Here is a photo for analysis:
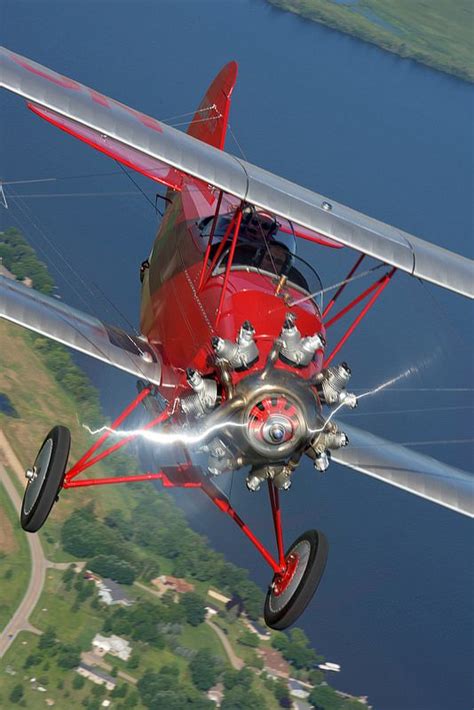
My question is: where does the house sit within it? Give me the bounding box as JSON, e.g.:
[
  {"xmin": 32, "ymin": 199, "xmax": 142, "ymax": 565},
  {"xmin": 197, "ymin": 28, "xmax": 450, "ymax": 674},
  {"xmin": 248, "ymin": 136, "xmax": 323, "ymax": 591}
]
[
  {"xmin": 225, "ymin": 593, "xmax": 244, "ymax": 617},
  {"xmin": 257, "ymin": 647, "xmax": 290, "ymax": 679},
  {"xmin": 151, "ymin": 575, "xmax": 195, "ymax": 597},
  {"xmin": 92, "ymin": 633, "xmax": 132, "ymax": 661},
  {"xmin": 292, "ymin": 700, "xmax": 312, "ymax": 710},
  {"xmin": 288, "ymin": 678, "xmax": 310, "ymax": 699},
  {"xmin": 96, "ymin": 578, "xmax": 133, "ymax": 606},
  {"xmin": 207, "ymin": 682, "xmax": 224, "ymax": 706},
  {"xmin": 207, "ymin": 589, "xmax": 231, "ymax": 605},
  {"xmin": 76, "ymin": 663, "xmax": 116, "ymax": 691},
  {"xmin": 244, "ymin": 617, "xmax": 271, "ymax": 641}
]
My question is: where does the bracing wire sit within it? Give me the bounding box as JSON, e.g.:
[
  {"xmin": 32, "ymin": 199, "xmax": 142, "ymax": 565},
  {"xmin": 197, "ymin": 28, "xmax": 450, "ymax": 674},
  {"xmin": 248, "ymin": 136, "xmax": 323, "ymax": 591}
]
[
  {"xmin": 227, "ymin": 123, "xmax": 279, "ymax": 278},
  {"xmin": 9, "ymin": 191, "xmax": 147, "ymax": 199},
  {"xmin": 6, "ymin": 195, "xmax": 159, "ymax": 381},
  {"xmin": 345, "ymin": 404, "xmax": 474, "ymax": 417},
  {"xmin": 7, "ymin": 188, "xmax": 140, "ymax": 335},
  {"xmin": 159, "ymin": 104, "xmax": 218, "ymax": 124},
  {"xmin": 115, "ymin": 162, "xmax": 162, "ymax": 216}
]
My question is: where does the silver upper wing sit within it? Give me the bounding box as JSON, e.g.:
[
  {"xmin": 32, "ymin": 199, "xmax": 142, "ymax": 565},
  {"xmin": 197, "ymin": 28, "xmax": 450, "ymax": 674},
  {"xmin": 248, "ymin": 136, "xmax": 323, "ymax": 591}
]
[
  {"xmin": 0, "ymin": 276, "xmax": 162, "ymax": 385},
  {"xmin": 332, "ymin": 422, "xmax": 474, "ymax": 518},
  {"xmin": 1, "ymin": 46, "xmax": 473, "ymax": 298}
]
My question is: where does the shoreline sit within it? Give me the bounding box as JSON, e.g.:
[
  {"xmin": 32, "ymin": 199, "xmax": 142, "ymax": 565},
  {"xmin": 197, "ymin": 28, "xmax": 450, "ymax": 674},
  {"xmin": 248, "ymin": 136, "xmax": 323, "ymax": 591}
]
[{"xmin": 265, "ymin": 0, "xmax": 473, "ymax": 83}]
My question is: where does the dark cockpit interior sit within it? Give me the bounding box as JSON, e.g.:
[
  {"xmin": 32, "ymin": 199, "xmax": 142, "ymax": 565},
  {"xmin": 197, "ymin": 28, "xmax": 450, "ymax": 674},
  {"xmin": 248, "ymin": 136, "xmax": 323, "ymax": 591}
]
[{"xmin": 198, "ymin": 206, "xmax": 322, "ymax": 297}]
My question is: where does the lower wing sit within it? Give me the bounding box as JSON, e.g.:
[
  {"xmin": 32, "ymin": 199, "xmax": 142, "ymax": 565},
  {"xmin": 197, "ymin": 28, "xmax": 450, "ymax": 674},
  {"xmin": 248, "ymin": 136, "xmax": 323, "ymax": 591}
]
[
  {"xmin": 0, "ymin": 276, "xmax": 162, "ymax": 385},
  {"xmin": 332, "ymin": 422, "xmax": 474, "ymax": 518}
]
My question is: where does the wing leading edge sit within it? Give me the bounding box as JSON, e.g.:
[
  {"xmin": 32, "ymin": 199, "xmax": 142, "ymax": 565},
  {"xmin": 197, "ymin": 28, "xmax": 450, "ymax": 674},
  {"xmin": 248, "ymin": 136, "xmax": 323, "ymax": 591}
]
[
  {"xmin": 0, "ymin": 276, "xmax": 162, "ymax": 385},
  {"xmin": 1, "ymin": 46, "xmax": 472, "ymax": 298},
  {"xmin": 332, "ymin": 422, "xmax": 474, "ymax": 518}
]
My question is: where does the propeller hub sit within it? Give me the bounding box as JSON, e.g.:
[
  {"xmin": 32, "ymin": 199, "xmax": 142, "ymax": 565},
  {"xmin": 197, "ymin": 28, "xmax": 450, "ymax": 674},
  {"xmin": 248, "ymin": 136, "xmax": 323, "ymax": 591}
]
[{"xmin": 248, "ymin": 396, "xmax": 299, "ymax": 454}]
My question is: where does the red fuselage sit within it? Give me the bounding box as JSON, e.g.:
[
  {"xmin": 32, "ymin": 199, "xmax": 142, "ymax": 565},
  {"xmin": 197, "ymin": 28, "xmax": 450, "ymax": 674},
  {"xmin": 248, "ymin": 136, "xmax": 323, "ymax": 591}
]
[{"xmin": 140, "ymin": 179, "xmax": 325, "ymax": 396}]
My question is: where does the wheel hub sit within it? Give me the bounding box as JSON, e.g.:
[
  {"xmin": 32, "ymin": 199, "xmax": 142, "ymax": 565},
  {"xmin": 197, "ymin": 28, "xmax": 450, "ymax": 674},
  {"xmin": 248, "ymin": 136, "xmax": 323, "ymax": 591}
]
[
  {"xmin": 25, "ymin": 466, "xmax": 38, "ymax": 481},
  {"xmin": 272, "ymin": 552, "xmax": 299, "ymax": 596},
  {"xmin": 23, "ymin": 439, "xmax": 53, "ymax": 516}
]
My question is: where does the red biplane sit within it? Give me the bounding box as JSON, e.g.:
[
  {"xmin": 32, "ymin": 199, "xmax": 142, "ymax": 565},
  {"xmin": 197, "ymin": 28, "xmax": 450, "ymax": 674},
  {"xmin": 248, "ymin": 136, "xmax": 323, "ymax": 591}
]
[{"xmin": 1, "ymin": 48, "xmax": 473, "ymax": 629}]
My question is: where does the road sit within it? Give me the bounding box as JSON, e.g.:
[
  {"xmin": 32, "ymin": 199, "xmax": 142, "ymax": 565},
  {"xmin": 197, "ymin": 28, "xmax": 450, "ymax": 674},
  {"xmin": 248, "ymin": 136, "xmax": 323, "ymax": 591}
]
[
  {"xmin": 134, "ymin": 581, "xmax": 244, "ymax": 670},
  {"xmin": 0, "ymin": 429, "xmax": 71, "ymax": 658},
  {"xmin": 205, "ymin": 618, "xmax": 244, "ymax": 670}
]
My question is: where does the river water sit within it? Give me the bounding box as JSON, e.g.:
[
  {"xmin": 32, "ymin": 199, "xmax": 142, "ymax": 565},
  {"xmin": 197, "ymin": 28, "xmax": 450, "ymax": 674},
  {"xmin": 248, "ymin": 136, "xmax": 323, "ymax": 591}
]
[{"xmin": 1, "ymin": 2, "xmax": 473, "ymax": 708}]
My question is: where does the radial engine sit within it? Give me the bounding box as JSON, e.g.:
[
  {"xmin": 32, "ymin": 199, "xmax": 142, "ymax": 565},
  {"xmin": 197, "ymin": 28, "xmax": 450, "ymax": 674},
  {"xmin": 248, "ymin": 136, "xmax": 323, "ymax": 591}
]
[{"xmin": 178, "ymin": 317, "xmax": 357, "ymax": 491}]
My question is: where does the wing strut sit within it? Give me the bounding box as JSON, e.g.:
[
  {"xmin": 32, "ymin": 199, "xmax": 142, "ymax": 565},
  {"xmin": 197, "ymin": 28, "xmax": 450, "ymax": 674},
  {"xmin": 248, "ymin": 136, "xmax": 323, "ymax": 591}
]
[{"xmin": 323, "ymin": 267, "xmax": 397, "ymax": 367}]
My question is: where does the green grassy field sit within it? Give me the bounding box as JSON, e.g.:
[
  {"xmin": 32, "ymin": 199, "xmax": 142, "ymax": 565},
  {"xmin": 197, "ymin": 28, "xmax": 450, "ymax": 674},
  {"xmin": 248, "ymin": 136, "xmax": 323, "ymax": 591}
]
[
  {"xmin": 0, "ymin": 320, "xmax": 144, "ymax": 540},
  {"xmin": 0, "ymin": 478, "xmax": 30, "ymax": 632},
  {"xmin": 0, "ymin": 631, "xmax": 144, "ymax": 710},
  {"xmin": 267, "ymin": 0, "xmax": 474, "ymax": 81},
  {"xmin": 29, "ymin": 570, "xmax": 104, "ymax": 649}
]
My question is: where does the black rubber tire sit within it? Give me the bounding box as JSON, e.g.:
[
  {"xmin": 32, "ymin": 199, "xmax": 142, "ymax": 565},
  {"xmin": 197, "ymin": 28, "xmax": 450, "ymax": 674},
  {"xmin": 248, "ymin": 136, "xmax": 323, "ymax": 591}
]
[
  {"xmin": 20, "ymin": 426, "xmax": 71, "ymax": 533},
  {"xmin": 264, "ymin": 529, "xmax": 328, "ymax": 630}
]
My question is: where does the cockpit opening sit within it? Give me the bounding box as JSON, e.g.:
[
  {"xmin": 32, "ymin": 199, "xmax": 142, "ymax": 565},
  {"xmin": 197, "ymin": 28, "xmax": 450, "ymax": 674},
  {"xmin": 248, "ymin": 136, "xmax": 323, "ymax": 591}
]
[{"xmin": 198, "ymin": 206, "xmax": 323, "ymax": 306}]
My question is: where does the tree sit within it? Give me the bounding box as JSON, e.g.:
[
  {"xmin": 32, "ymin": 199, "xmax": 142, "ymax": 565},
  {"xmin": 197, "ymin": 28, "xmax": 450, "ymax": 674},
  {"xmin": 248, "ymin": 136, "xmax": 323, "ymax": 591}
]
[
  {"xmin": 78, "ymin": 583, "xmax": 94, "ymax": 602},
  {"xmin": 83, "ymin": 698, "xmax": 101, "ymax": 710},
  {"xmin": 91, "ymin": 683, "xmax": 106, "ymax": 698},
  {"xmin": 9, "ymin": 684, "xmax": 24, "ymax": 704},
  {"xmin": 111, "ymin": 683, "xmax": 128, "ymax": 698},
  {"xmin": 38, "ymin": 626, "xmax": 56, "ymax": 650},
  {"xmin": 238, "ymin": 581, "xmax": 263, "ymax": 621},
  {"xmin": 238, "ymin": 629, "xmax": 259, "ymax": 648},
  {"xmin": 62, "ymin": 565, "xmax": 76, "ymax": 584},
  {"xmin": 189, "ymin": 649, "xmax": 218, "ymax": 691},
  {"xmin": 309, "ymin": 684, "xmax": 342, "ymax": 710},
  {"xmin": 274, "ymin": 678, "xmax": 292, "ymax": 708},
  {"xmin": 180, "ymin": 592, "xmax": 206, "ymax": 626},
  {"xmin": 127, "ymin": 651, "xmax": 140, "ymax": 669},
  {"xmin": 57, "ymin": 643, "xmax": 81, "ymax": 669},
  {"xmin": 24, "ymin": 652, "xmax": 42, "ymax": 669},
  {"xmin": 222, "ymin": 667, "xmax": 253, "ymax": 691},
  {"xmin": 221, "ymin": 684, "xmax": 266, "ymax": 710},
  {"xmin": 271, "ymin": 631, "xmax": 288, "ymax": 653},
  {"xmin": 127, "ymin": 690, "xmax": 139, "ymax": 707},
  {"xmin": 272, "ymin": 627, "xmax": 317, "ymax": 670},
  {"xmin": 308, "ymin": 669, "xmax": 325, "ymax": 686},
  {"xmin": 137, "ymin": 668, "xmax": 182, "ymax": 707},
  {"xmin": 73, "ymin": 675, "xmax": 85, "ymax": 690},
  {"xmin": 88, "ymin": 554, "xmax": 136, "ymax": 585}
]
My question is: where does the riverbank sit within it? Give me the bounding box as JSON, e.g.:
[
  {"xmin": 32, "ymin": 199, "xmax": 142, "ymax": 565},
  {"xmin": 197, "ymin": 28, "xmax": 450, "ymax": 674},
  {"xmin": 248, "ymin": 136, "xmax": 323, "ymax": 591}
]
[{"xmin": 265, "ymin": 0, "xmax": 474, "ymax": 82}]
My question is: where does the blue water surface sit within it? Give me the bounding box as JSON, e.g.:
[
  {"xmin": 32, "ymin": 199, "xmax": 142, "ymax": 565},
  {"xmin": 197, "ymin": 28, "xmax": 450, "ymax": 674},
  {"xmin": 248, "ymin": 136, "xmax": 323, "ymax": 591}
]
[{"xmin": 1, "ymin": 2, "xmax": 473, "ymax": 709}]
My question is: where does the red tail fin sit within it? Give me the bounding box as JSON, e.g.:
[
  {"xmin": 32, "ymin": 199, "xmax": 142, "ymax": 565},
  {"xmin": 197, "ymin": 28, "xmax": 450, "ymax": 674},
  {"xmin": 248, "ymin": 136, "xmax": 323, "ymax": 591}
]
[{"xmin": 187, "ymin": 61, "xmax": 238, "ymax": 150}]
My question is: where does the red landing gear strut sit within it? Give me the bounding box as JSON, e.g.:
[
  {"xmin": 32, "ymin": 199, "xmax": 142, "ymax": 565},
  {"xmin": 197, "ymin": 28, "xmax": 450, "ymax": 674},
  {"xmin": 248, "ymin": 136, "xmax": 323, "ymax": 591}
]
[{"xmin": 21, "ymin": 386, "xmax": 328, "ymax": 628}]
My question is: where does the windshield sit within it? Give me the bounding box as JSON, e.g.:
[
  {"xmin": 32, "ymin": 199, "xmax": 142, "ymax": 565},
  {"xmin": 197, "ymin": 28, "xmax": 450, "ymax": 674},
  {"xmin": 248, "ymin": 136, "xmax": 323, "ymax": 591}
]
[{"xmin": 198, "ymin": 209, "xmax": 323, "ymax": 309}]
